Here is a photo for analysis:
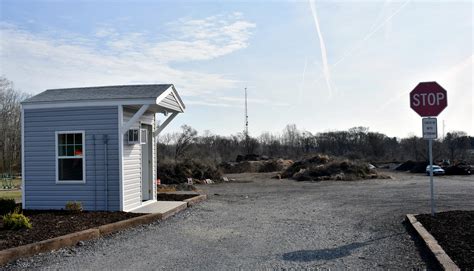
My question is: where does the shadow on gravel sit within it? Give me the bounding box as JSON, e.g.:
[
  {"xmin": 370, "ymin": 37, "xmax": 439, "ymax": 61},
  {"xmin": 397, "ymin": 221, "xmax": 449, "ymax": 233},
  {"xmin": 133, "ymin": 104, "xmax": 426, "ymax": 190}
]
[{"xmin": 282, "ymin": 233, "xmax": 403, "ymax": 262}]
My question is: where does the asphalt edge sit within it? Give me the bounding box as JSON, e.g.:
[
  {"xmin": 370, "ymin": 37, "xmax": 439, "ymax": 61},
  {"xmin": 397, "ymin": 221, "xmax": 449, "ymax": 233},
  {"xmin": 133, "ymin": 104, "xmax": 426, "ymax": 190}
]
[{"xmin": 405, "ymin": 214, "xmax": 460, "ymax": 271}]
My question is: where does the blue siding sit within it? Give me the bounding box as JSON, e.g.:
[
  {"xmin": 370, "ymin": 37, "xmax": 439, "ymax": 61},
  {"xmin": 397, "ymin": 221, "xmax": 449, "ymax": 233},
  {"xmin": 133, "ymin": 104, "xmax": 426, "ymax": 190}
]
[{"xmin": 23, "ymin": 106, "xmax": 120, "ymax": 211}]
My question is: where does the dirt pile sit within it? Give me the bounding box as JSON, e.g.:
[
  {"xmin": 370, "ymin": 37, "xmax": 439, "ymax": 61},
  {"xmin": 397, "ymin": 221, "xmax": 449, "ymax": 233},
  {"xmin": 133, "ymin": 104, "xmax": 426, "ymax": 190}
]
[
  {"xmin": 281, "ymin": 154, "xmax": 387, "ymax": 181},
  {"xmin": 395, "ymin": 161, "xmax": 428, "ymax": 173},
  {"xmin": 220, "ymin": 159, "xmax": 293, "ymax": 174},
  {"xmin": 157, "ymin": 160, "xmax": 222, "ymax": 184}
]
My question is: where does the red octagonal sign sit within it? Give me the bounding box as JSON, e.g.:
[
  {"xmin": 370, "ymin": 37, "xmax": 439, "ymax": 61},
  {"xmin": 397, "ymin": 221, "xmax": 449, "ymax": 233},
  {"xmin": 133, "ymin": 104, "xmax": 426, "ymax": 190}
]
[{"xmin": 410, "ymin": 81, "xmax": 447, "ymax": 117}]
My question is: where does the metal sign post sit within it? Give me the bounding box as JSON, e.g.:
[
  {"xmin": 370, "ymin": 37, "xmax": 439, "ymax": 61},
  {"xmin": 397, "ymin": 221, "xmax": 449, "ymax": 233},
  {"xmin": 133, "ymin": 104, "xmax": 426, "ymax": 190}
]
[
  {"xmin": 422, "ymin": 118, "xmax": 438, "ymax": 216},
  {"xmin": 423, "ymin": 118, "xmax": 437, "ymax": 216},
  {"xmin": 410, "ymin": 82, "xmax": 447, "ymax": 217}
]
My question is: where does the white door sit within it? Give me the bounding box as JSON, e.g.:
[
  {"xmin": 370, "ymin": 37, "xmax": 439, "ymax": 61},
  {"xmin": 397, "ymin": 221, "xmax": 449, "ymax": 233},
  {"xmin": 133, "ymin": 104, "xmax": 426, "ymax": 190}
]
[{"xmin": 141, "ymin": 124, "xmax": 152, "ymax": 201}]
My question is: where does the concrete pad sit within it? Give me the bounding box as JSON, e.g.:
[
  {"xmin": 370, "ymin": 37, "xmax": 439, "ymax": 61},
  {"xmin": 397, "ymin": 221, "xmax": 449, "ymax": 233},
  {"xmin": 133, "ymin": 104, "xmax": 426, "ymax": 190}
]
[{"xmin": 130, "ymin": 201, "xmax": 187, "ymax": 214}]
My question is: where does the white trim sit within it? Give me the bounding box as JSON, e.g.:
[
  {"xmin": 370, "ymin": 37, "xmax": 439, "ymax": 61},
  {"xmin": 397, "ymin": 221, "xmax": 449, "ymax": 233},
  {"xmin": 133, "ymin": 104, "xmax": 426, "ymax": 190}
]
[
  {"xmin": 22, "ymin": 99, "xmax": 156, "ymax": 110},
  {"xmin": 155, "ymin": 86, "xmax": 173, "ymax": 105},
  {"xmin": 118, "ymin": 105, "xmax": 124, "ymax": 211},
  {"xmin": 170, "ymin": 87, "xmax": 185, "ymax": 112},
  {"xmin": 21, "ymin": 107, "xmax": 25, "ymax": 209},
  {"xmin": 155, "ymin": 85, "xmax": 185, "ymax": 113},
  {"xmin": 121, "ymin": 104, "xmax": 150, "ymax": 134},
  {"xmin": 153, "ymin": 112, "xmax": 178, "ymax": 139},
  {"xmin": 55, "ymin": 131, "xmax": 86, "ymax": 184}
]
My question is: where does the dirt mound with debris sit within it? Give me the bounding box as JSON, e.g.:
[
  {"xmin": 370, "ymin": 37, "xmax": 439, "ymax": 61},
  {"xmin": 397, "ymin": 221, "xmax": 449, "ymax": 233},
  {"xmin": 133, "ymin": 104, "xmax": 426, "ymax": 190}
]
[
  {"xmin": 220, "ymin": 159, "xmax": 293, "ymax": 174},
  {"xmin": 157, "ymin": 160, "xmax": 222, "ymax": 184},
  {"xmin": 395, "ymin": 160, "xmax": 428, "ymax": 173},
  {"xmin": 281, "ymin": 154, "xmax": 388, "ymax": 181}
]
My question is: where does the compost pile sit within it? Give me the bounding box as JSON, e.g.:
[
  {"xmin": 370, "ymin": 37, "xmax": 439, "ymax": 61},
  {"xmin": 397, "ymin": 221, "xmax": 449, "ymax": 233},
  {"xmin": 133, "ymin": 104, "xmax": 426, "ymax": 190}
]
[
  {"xmin": 219, "ymin": 159, "xmax": 293, "ymax": 174},
  {"xmin": 395, "ymin": 160, "xmax": 429, "ymax": 173},
  {"xmin": 157, "ymin": 160, "xmax": 222, "ymax": 184},
  {"xmin": 281, "ymin": 154, "xmax": 386, "ymax": 181}
]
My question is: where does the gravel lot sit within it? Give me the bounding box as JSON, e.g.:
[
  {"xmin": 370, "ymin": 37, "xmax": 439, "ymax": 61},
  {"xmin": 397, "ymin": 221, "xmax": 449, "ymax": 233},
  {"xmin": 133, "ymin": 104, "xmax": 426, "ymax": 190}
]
[{"xmin": 4, "ymin": 171, "xmax": 474, "ymax": 270}]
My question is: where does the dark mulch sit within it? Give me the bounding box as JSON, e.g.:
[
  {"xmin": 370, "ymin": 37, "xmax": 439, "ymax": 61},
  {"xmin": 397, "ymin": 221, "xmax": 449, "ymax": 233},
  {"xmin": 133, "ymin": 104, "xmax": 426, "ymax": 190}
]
[
  {"xmin": 0, "ymin": 210, "xmax": 144, "ymax": 250},
  {"xmin": 156, "ymin": 193, "xmax": 197, "ymax": 201},
  {"xmin": 416, "ymin": 210, "xmax": 474, "ymax": 269}
]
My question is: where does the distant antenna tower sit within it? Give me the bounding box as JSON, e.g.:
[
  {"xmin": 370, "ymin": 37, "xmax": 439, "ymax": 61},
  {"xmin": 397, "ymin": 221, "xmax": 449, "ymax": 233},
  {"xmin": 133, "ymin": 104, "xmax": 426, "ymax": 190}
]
[
  {"xmin": 442, "ymin": 120, "xmax": 446, "ymax": 138},
  {"xmin": 244, "ymin": 87, "xmax": 249, "ymax": 135}
]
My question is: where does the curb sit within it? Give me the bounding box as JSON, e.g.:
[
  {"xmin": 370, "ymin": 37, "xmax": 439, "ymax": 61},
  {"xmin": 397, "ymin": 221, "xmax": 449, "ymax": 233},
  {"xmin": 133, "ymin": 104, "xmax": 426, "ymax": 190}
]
[
  {"xmin": 406, "ymin": 214, "xmax": 460, "ymax": 271},
  {"xmin": 0, "ymin": 228, "xmax": 100, "ymax": 266},
  {"xmin": 183, "ymin": 194, "xmax": 207, "ymax": 207},
  {"xmin": 0, "ymin": 204, "xmax": 187, "ymax": 266}
]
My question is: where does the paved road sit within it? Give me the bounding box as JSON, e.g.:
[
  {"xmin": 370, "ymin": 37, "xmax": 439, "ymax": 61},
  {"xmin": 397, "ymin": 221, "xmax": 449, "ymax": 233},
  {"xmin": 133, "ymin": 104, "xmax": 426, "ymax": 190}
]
[{"xmin": 5, "ymin": 172, "xmax": 474, "ymax": 270}]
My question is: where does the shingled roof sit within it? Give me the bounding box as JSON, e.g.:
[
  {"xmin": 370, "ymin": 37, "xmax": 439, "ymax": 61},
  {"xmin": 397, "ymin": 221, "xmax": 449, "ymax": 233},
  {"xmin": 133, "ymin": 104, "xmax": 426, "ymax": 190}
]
[
  {"xmin": 23, "ymin": 84, "xmax": 176, "ymax": 103},
  {"xmin": 22, "ymin": 84, "xmax": 185, "ymax": 113}
]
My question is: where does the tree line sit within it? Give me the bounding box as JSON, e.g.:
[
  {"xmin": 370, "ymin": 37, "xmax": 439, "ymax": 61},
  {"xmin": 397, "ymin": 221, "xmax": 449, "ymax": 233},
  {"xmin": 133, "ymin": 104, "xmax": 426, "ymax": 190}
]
[
  {"xmin": 158, "ymin": 124, "xmax": 474, "ymax": 165},
  {"xmin": 0, "ymin": 76, "xmax": 473, "ymax": 174}
]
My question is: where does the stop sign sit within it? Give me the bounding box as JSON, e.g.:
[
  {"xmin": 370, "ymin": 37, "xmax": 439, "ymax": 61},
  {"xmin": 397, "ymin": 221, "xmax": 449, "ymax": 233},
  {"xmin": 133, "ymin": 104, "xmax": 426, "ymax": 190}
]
[{"xmin": 410, "ymin": 81, "xmax": 447, "ymax": 117}]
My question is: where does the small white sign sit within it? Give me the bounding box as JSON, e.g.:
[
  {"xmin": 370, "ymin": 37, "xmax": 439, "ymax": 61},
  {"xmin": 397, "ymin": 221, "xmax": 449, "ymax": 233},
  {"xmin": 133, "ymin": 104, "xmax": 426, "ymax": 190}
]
[{"xmin": 422, "ymin": 118, "xmax": 437, "ymax": 139}]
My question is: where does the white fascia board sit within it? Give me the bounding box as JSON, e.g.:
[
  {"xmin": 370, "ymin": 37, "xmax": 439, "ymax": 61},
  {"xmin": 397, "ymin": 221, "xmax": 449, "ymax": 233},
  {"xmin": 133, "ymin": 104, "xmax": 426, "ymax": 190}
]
[
  {"xmin": 21, "ymin": 98, "xmax": 157, "ymax": 110},
  {"xmin": 170, "ymin": 86, "xmax": 185, "ymax": 112}
]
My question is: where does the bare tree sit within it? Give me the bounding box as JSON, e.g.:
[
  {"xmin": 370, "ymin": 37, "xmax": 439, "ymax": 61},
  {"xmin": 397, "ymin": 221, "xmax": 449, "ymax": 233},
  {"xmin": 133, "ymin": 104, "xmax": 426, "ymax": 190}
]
[
  {"xmin": 443, "ymin": 131, "xmax": 470, "ymax": 161},
  {"xmin": 0, "ymin": 77, "xmax": 29, "ymax": 174},
  {"xmin": 174, "ymin": 125, "xmax": 197, "ymax": 161}
]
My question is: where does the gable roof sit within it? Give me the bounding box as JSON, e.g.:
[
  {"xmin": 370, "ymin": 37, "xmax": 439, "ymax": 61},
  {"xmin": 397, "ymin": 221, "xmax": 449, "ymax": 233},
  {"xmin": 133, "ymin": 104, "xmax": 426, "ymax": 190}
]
[{"xmin": 22, "ymin": 84, "xmax": 185, "ymax": 113}]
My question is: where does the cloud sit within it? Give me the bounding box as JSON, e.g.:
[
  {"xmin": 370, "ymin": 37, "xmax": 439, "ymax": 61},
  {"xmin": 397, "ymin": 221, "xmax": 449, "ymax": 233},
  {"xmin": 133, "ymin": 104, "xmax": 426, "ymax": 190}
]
[{"xmin": 0, "ymin": 13, "xmax": 256, "ymax": 98}]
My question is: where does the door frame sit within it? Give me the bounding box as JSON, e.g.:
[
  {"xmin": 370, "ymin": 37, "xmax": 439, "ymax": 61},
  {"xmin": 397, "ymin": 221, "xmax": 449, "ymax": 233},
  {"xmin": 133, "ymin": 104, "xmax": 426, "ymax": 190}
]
[{"xmin": 141, "ymin": 124, "xmax": 153, "ymax": 201}]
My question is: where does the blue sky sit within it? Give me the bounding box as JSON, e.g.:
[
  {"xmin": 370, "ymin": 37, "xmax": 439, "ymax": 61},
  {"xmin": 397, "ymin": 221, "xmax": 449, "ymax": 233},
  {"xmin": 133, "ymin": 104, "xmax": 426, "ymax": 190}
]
[{"xmin": 1, "ymin": 0, "xmax": 472, "ymax": 138}]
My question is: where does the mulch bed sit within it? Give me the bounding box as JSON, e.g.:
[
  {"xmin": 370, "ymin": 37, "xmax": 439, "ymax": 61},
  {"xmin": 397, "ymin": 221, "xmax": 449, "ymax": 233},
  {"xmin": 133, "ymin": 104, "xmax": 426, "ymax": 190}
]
[
  {"xmin": 0, "ymin": 210, "xmax": 143, "ymax": 250},
  {"xmin": 416, "ymin": 210, "xmax": 474, "ymax": 269},
  {"xmin": 156, "ymin": 193, "xmax": 197, "ymax": 201}
]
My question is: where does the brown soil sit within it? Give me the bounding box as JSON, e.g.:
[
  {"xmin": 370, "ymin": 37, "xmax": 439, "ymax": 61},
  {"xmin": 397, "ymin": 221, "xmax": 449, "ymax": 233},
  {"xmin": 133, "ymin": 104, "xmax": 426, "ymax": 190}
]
[
  {"xmin": 156, "ymin": 193, "xmax": 198, "ymax": 201},
  {"xmin": 416, "ymin": 210, "xmax": 474, "ymax": 269},
  {"xmin": 0, "ymin": 210, "xmax": 143, "ymax": 250}
]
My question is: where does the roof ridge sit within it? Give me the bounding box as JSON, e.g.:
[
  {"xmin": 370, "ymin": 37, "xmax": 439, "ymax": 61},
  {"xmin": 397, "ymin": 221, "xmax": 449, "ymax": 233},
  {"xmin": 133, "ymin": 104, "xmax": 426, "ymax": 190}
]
[{"xmin": 46, "ymin": 84, "xmax": 172, "ymax": 91}]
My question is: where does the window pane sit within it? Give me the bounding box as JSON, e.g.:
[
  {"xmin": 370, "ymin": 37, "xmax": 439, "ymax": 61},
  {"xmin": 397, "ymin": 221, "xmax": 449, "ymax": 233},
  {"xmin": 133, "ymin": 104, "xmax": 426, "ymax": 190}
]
[
  {"xmin": 128, "ymin": 130, "xmax": 134, "ymax": 142},
  {"xmin": 58, "ymin": 145, "xmax": 67, "ymax": 156},
  {"xmin": 74, "ymin": 145, "xmax": 83, "ymax": 156},
  {"xmin": 74, "ymin": 133, "xmax": 82, "ymax": 144},
  {"xmin": 66, "ymin": 134, "xmax": 74, "ymax": 145},
  {"xmin": 58, "ymin": 134, "xmax": 66, "ymax": 145},
  {"xmin": 66, "ymin": 146, "xmax": 74, "ymax": 156},
  {"xmin": 134, "ymin": 130, "xmax": 139, "ymax": 141},
  {"xmin": 58, "ymin": 158, "xmax": 83, "ymax": 181}
]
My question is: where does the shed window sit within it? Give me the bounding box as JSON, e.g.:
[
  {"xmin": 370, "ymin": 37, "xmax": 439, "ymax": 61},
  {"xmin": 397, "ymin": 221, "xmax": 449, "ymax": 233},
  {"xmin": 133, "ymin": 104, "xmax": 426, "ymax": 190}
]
[{"xmin": 56, "ymin": 131, "xmax": 85, "ymax": 183}]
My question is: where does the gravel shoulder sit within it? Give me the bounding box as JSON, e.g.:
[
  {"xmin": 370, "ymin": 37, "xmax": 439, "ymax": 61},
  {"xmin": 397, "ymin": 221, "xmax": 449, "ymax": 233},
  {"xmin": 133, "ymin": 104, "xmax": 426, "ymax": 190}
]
[{"xmin": 3, "ymin": 171, "xmax": 474, "ymax": 270}]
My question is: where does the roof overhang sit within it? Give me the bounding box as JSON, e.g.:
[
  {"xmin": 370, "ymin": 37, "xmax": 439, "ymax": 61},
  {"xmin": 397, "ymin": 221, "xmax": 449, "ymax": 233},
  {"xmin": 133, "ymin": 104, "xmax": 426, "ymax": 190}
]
[{"xmin": 21, "ymin": 85, "xmax": 186, "ymax": 114}]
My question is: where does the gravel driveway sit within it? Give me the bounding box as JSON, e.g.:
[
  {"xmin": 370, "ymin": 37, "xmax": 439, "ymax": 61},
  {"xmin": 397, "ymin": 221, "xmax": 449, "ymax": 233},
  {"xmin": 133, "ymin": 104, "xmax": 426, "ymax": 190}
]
[{"xmin": 4, "ymin": 171, "xmax": 474, "ymax": 270}]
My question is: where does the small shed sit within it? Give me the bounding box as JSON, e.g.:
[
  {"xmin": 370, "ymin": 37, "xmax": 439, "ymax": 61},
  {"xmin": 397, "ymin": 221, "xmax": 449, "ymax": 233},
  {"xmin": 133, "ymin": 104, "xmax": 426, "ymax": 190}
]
[{"xmin": 21, "ymin": 84, "xmax": 185, "ymax": 212}]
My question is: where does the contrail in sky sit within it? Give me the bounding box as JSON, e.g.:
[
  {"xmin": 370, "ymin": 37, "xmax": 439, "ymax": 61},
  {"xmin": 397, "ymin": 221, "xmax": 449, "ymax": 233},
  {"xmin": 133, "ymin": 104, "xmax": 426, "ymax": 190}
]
[
  {"xmin": 308, "ymin": 0, "xmax": 333, "ymax": 97},
  {"xmin": 332, "ymin": 0, "xmax": 410, "ymax": 69}
]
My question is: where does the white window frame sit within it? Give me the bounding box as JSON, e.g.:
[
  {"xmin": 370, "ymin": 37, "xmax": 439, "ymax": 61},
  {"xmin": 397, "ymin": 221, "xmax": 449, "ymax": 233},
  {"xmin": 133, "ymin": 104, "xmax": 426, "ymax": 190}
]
[
  {"xmin": 55, "ymin": 131, "xmax": 86, "ymax": 184},
  {"xmin": 127, "ymin": 128, "xmax": 147, "ymax": 145}
]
